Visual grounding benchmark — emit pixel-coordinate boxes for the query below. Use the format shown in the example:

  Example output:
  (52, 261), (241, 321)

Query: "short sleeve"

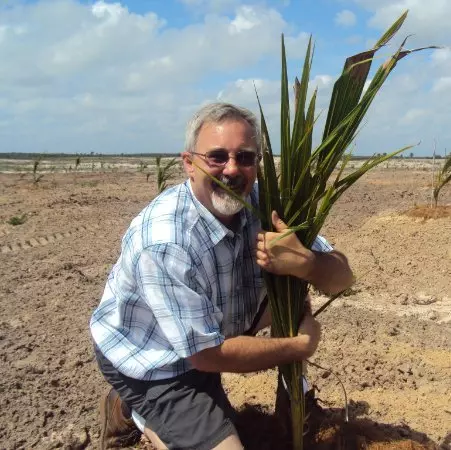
(136, 244), (225, 358)
(311, 235), (333, 252)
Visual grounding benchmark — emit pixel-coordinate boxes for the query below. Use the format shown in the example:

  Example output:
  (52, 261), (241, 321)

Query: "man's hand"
(256, 210), (315, 278)
(296, 298), (321, 358)
(256, 210), (354, 295)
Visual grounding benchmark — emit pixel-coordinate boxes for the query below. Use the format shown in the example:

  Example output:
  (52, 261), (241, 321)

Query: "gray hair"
(184, 102), (261, 153)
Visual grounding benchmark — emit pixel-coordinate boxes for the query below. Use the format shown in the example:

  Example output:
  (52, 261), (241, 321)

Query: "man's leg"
(143, 427), (243, 450)
(94, 345), (142, 449)
(94, 345), (242, 449)
(143, 427), (167, 449)
(133, 370), (241, 449)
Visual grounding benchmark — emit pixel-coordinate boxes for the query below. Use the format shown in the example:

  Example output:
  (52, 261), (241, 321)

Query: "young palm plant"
(255, 10), (438, 450)
(32, 159), (44, 184)
(433, 153), (451, 207)
(156, 156), (178, 193)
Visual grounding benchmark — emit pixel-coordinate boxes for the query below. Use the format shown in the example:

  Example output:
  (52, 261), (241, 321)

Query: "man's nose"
(222, 156), (240, 175)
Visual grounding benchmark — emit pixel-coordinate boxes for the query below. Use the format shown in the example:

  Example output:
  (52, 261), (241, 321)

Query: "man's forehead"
(200, 118), (251, 129)
(198, 119), (257, 141)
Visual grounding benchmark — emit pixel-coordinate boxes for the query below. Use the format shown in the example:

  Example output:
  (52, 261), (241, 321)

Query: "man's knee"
(144, 428), (244, 450)
(212, 433), (244, 450)
(144, 427), (168, 449)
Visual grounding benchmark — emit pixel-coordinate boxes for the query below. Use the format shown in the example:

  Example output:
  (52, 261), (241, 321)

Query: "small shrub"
(8, 214), (27, 226)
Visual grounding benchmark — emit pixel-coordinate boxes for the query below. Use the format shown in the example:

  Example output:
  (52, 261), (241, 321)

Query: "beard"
(211, 175), (246, 216)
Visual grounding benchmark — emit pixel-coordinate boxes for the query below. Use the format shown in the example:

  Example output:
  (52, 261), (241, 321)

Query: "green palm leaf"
(254, 10), (436, 450)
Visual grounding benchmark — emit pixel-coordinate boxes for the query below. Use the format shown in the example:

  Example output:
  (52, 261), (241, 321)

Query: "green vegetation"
(255, 11), (437, 449)
(7, 214), (27, 226)
(32, 159), (44, 183)
(156, 156), (178, 193)
(138, 160), (148, 172)
(433, 153), (451, 207)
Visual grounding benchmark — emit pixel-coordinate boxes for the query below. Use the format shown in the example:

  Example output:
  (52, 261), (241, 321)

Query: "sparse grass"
(81, 181), (99, 188)
(7, 214), (27, 226)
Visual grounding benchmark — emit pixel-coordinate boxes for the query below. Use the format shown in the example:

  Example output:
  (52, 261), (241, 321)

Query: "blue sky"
(1, 0), (450, 156)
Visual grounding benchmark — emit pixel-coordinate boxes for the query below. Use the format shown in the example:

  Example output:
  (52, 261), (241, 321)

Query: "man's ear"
(181, 151), (194, 176)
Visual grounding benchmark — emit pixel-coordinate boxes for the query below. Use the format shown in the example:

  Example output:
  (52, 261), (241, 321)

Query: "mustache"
(213, 175), (246, 190)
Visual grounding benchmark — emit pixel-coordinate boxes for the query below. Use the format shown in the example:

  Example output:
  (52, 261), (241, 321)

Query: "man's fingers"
(256, 250), (269, 263)
(272, 210), (288, 232)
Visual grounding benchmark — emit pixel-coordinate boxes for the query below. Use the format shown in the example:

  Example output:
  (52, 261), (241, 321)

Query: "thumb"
(272, 210), (288, 231)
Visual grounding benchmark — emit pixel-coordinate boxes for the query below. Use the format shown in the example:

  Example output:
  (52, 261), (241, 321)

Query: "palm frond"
(252, 10), (435, 450)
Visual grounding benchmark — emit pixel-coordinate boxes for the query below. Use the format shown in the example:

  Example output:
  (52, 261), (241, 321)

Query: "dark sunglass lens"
(237, 152), (257, 166)
(207, 151), (229, 165)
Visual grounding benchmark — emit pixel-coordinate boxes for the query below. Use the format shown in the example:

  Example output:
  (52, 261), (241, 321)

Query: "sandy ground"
(0, 160), (450, 449)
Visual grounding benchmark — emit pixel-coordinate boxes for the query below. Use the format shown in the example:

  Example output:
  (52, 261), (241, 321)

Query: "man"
(90, 102), (354, 449)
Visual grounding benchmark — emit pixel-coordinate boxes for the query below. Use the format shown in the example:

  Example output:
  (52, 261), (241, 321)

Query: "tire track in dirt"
(0, 224), (100, 254)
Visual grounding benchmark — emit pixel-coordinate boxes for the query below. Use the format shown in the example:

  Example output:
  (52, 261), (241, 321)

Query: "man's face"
(182, 119), (259, 225)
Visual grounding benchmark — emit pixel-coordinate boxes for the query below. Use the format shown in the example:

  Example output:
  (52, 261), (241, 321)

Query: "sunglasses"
(191, 150), (262, 168)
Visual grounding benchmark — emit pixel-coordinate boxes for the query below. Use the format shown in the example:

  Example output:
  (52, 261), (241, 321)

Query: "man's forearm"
(302, 250), (354, 295)
(188, 334), (311, 373)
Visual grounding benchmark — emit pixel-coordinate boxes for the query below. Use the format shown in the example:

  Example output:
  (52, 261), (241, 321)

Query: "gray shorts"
(95, 345), (238, 449)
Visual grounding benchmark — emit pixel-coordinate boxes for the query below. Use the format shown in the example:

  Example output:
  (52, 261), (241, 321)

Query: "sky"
(0, 0), (450, 156)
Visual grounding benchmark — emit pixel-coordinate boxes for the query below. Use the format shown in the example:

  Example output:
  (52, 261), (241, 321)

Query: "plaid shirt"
(90, 180), (332, 381)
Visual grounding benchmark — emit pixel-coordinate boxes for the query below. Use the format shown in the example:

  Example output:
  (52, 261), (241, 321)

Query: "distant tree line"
(0, 152), (444, 160)
(0, 152), (181, 160)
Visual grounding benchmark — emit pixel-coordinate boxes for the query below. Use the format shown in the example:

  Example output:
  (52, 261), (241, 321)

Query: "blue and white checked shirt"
(90, 180), (332, 380)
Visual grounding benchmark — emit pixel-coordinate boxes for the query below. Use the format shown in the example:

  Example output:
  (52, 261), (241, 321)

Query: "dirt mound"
(403, 205), (451, 219)
(232, 404), (439, 450)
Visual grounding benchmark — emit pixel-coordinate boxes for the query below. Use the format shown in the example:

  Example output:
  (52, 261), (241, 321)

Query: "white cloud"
(352, 0), (451, 45)
(229, 5), (261, 34)
(328, 0), (451, 155)
(432, 76), (451, 93)
(178, 0), (239, 14)
(1, 0), (450, 156)
(0, 1), (309, 154)
(335, 9), (357, 27)
(399, 107), (428, 124)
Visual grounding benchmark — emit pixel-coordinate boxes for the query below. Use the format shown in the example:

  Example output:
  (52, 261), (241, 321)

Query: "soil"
(0, 160), (450, 449)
